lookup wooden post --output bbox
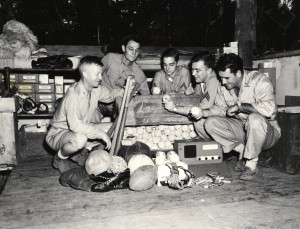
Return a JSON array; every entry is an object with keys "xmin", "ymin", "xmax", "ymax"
[{"xmin": 235, "ymin": 0, "xmax": 257, "ymax": 68}]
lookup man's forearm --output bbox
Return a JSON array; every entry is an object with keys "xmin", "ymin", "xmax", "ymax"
[
  {"xmin": 202, "ymin": 109, "xmax": 213, "ymax": 118},
  {"xmin": 239, "ymin": 103, "xmax": 258, "ymax": 114},
  {"xmin": 172, "ymin": 106, "xmax": 191, "ymax": 116}
]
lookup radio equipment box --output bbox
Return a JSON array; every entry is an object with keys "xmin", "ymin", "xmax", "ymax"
[{"xmin": 174, "ymin": 139, "xmax": 223, "ymax": 165}]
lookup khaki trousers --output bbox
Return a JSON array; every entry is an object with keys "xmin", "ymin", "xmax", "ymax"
[{"xmin": 204, "ymin": 113, "xmax": 281, "ymax": 160}]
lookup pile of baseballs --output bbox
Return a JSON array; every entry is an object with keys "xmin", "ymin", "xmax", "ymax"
[{"xmin": 123, "ymin": 124, "xmax": 197, "ymax": 150}]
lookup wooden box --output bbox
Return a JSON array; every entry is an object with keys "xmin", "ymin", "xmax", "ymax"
[
  {"xmin": 125, "ymin": 94, "xmax": 201, "ymax": 126},
  {"xmin": 262, "ymin": 110, "xmax": 300, "ymax": 174},
  {"xmin": 18, "ymin": 125, "xmax": 54, "ymax": 158},
  {"xmin": 0, "ymin": 98, "xmax": 18, "ymax": 169}
]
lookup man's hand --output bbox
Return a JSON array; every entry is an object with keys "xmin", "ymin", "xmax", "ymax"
[
  {"xmin": 190, "ymin": 106, "xmax": 203, "ymax": 120},
  {"xmin": 163, "ymin": 100, "xmax": 176, "ymax": 112},
  {"xmin": 227, "ymin": 104, "xmax": 239, "ymax": 116},
  {"xmin": 98, "ymin": 131, "xmax": 111, "ymax": 150},
  {"xmin": 185, "ymin": 83, "xmax": 195, "ymax": 95}
]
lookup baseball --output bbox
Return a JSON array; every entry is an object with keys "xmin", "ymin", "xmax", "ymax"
[
  {"xmin": 152, "ymin": 87, "xmax": 161, "ymax": 95},
  {"xmin": 191, "ymin": 107, "xmax": 201, "ymax": 116}
]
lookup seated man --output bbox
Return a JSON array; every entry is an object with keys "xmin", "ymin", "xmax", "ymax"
[
  {"xmin": 163, "ymin": 52, "xmax": 219, "ymax": 139},
  {"xmin": 101, "ymin": 35, "xmax": 150, "ymax": 97},
  {"xmin": 46, "ymin": 56, "xmax": 117, "ymax": 174},
  {"xmin": 151, "ymin": 48, "xmax": 191, "ymax": 95},
  {"xmin": 100, "ymin": 35, "xmax": 150, "ymax": 118},
  {"xmin": 202, "ymin": 53, "xmax": 281, "ymax": 180}
]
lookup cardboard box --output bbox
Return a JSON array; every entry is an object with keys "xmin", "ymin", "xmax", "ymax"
[
  {"xmin": 55, "ymin": 84, "xmax": 64, "ymax": 94},
  {"xmin": 35, "ymin": 84, "xmax": 55, "ymax": 94},
  {"xmin": 55, "ymin": 76, "xmax": 64, "ymax": 85},
  {"xmin": 35, "ymin": 93, "xmax": 55, "ymax": 103},
  {"xmin": 18, "ymin": 74, "xmax": 38, "ymax": 83},
  {"xmin": 15, "ymin": 84, "xmax": 35, "ymax": 93},
  {"xmin": 38, "ymin": 74, "xmax": 49, "ymax": 84}
]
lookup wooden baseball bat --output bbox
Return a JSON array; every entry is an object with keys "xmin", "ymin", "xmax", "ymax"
[
  {"xmin": 106, "ymin": 82, "xmax": 140, "ymax": 138},
  {"xmin": 109, "ymin": 77, "xmax": 133, "ymax": 155},
  {"xmin": 114, "ymin": 80, "xmax": 138, "ymax": 155}
]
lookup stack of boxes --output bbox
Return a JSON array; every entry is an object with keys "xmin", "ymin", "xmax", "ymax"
[
  {"xmin": 35, "ymin": 74, "xmax": 55, "ymax": 113},
  {"xmin": 0, "ymin": 72, "xmax": 76, "ymax": 114}
]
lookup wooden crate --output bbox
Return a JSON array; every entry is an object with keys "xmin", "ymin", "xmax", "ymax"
[
  {"xmin": 0, "ymin": 98, "xmax": 18, "ymax": 169},
  {"xmin": 18, "ymin": 125, "xmax": 55, "ymax": 158},
  {"xmin": 261, "ymin": 110, "xmax": 300, "ymax": 174},
  {"xmin": 125, "ymin": 94, "xmax": 201, "ymax": 126}
]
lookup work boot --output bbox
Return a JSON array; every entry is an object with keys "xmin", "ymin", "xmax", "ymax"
[
  {"xmin": 238, "ymin": 166, "xmax": 258, "ymax": 181},
  {"xmin": 59, "ymin": 168, "xmax": 95, "ymax": 191},
  {"xmin": 70, "ymin": 148, "xmax": 90, "ymax": 167},
  {"xmin": 52, "ymin": 154, "xmax": 80, "ymax": 174},
  {"xmin": 91, "ymin": 169, "xmax": 130, "ymax": 192},
  {"xmin": 233, "ymin": 160, "xmax": 246, "ymax": 172}
]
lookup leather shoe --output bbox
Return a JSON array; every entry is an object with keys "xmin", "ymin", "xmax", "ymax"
[
  {"xmin": 91, "ymin": 169, "xmax": 130, "ymax": 192},
  {"xmin": 233, "ymin": 160, "xmax": 246, "ymax": 172},
  {"xmin": 239, "ymin": 166, "xmax": 258, "ymax": 181}
]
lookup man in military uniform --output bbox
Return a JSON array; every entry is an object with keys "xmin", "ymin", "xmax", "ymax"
[
  {"xmin": 202, "ymin": 53, "xmax": 281, "ymax": 180},
  {"xmin": 151, "ymin": 48, "xmax": 191, "ymax": 95},
  {"xmin": 163, "ymin": 52, "xmax": 220, "ymax": 139}
]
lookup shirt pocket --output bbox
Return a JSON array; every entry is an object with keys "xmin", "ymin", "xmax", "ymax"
[{"xmin": 240, "ymin": 87, "xmax": 255, "ymax": 104}]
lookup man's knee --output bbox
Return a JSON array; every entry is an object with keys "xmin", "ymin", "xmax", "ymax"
[
  {"xmin": 247, "ymin": 113, "xmax": 265, "ymax": 128},
  {"xmin": 72, "ymin": 133, "xmax": 88, "ymax": 150}
]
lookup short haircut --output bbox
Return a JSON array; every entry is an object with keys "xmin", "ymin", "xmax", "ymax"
[
  {"xmin": 215, "ymin": 53, "xmax": 244, "ymax": 74},
  {"xmin": 78, "ymin": 56, "xmax": 103, "ymax": 74},
  {"xmin": 122, "ymin": 34, "xmax": 141, "ymax": 47},
  {"xmin": 161, "ymin": 48, "xmax": 179, "ymax": 64},
  {"xmin": 190, "ymin": 51, "xmax": 216, "ymax": 70}
]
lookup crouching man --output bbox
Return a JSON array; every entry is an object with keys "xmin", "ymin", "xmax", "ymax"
[
  {"xmin": 203, "ymin": 53, "xmax": 281, "ymax": 180},
  {"xmin": 46, "ymin": 56, "xmax": 118, "ymax": 174}
]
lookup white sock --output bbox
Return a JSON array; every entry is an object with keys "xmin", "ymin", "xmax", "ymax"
[
  {"xmin": 57, "ymin": 150, "xmax": 69, "ymax": 159},
  {"xmin": 245, "ymin": 157, "xmax": 258, "ymax": 170}
]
